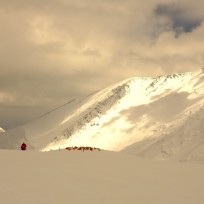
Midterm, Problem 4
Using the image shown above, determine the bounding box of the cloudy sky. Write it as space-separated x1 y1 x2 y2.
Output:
0 0 204 128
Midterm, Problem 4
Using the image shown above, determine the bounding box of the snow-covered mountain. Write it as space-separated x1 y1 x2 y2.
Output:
0 69 204 162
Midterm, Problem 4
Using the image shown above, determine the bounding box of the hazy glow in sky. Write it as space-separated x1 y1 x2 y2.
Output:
0 0 204 107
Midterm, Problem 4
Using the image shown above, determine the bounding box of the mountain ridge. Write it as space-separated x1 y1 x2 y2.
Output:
0 69 204 162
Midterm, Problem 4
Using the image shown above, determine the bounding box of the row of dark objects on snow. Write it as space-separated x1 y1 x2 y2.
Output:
65 146 101 151
20 142 101 152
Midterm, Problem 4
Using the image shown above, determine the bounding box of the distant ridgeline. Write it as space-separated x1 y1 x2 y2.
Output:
0 127 5 133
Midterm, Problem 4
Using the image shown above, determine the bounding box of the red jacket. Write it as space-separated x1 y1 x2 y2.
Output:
21 143 27 150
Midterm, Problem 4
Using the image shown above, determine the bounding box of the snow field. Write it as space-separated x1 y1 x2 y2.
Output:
1 150 204 204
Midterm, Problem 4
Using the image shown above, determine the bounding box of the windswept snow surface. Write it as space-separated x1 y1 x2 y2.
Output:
1 150 204 204
0 69 204 162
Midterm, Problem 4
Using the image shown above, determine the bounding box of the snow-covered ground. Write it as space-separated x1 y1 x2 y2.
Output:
0 69 204 162
1 149 204 204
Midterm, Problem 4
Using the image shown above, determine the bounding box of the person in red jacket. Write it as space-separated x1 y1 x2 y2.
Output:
21 143 27 150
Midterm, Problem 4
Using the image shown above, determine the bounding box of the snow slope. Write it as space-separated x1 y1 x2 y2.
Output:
1 149 204 204
0 127 5 133
0 69 204 162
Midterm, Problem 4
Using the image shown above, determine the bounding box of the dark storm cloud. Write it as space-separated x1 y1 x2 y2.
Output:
155 3 204 37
